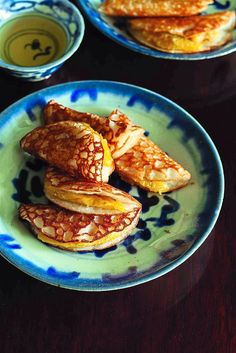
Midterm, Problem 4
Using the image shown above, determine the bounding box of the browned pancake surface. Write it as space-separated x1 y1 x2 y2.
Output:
44 166 141 214
44 101 144 159
99 0 213 17
20 121 109 182
19 204 141 250
128 11 236 53
115 136 191 193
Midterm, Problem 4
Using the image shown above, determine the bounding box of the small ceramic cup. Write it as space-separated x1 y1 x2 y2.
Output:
0 0 85 81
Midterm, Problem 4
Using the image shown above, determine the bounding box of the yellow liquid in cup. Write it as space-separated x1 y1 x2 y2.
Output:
0 14 68 67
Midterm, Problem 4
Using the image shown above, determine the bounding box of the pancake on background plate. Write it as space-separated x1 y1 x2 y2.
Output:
19 203 141 251
44 100 144 159
128 11 236 54
99 0 213 17
44 166 141 215
20 121 114 183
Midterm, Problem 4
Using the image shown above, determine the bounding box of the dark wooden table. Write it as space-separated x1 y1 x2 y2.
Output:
0 9 236 353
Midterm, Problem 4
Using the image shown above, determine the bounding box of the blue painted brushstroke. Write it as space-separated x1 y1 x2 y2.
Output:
123 228 152 254
136 218 146 229
7 244 22 249
12 159 45 202
123 236 137 254
25 97 46 121
0 234 15 242
9 1 35 11
167 119 194 143
121 196 180 254
122 220 152 254
31 176 44 198
136 188 159 213
0 230 196 289
213 1 230 9
145 195 180 227
109 172 132 192
75 245 117 257
0 142 4 149
12 169 31 203
26 158 45 172
172 239 186 247
26 107 37 122
127 94 154 111
47 266 80 280
0 234 22 250
94 246 117 257
71 88 98 102
102 266 137 282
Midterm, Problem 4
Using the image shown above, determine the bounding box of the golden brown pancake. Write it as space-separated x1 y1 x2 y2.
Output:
115 136 191 193
128 11 236 53
99 0 213 17
44 100 105 127
19 204 141 251
20 121 114 183
44 166 141 214
44 100 144 159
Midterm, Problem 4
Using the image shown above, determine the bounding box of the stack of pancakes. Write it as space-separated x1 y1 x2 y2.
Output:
19 100 191 251
99 0 236 53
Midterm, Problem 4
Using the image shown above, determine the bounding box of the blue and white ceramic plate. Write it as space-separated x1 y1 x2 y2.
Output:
77 0 236 60
0 81 224 290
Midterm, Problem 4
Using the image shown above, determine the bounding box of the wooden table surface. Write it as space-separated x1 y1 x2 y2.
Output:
0 7 236 353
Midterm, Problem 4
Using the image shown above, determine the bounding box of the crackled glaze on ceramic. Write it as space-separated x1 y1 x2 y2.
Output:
0 81 224 290
77 0 236 60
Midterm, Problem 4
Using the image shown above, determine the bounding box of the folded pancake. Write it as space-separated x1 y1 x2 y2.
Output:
44 100 144 159
20 121 114 183
44 100 105 128
128 11 236 54
19 204 141 251
99 0 213 17
44 167 141 215
115 136 191 193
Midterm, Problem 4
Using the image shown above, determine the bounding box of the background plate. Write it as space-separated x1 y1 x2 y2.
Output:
0 81 224 290
77 0 236 60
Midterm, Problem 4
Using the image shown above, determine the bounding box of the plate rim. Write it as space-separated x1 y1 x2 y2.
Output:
76 0 236 60
0 80 225 291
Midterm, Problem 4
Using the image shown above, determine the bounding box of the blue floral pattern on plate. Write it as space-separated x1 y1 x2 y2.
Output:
0 81 224 290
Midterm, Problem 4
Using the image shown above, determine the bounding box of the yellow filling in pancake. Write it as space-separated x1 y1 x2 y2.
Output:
47 185 125 212
83 122 113 168
101 137 113 167
38 231 120 248
140 31 201 52
139 180 170 194
133 29 225 53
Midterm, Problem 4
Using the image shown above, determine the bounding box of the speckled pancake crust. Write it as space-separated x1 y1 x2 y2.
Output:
19 204 141 251
99 0 213 17
20 121 114 183
128 11 236 54
115 136 191 193
44 100 105 128
44 167 141 214
44 100 144 159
